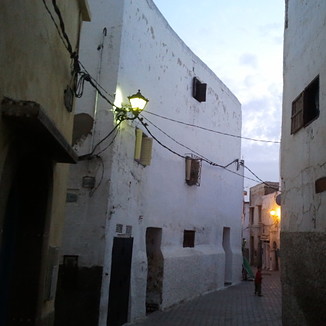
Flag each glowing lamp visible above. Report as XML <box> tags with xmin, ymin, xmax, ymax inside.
<box><xmin>270</xmin><ymin>207</ymin><xmax>281</xmax><ymax>221</ymax></box>
<box><xmin>114</xmin><ymin>90</ymin><xmax>149</xmax><ymax>122</ymax></box>
<box><xmin>128</xmin><ymin>90</ymin><xmax>149</xmax><ymax>112</ymax></box>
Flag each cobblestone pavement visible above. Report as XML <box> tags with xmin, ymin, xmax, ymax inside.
<box><xmin>127</xmin><ymin>271</ymin><xmax>281</xmax><ymax>326</ymax></box>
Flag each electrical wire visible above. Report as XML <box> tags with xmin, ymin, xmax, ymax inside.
<box><xmin>138</xmin><ymin>118</ymin><xmax>185</xmax><ymax>159</ymax></box>
<box><xmin>51</xmin><ymin>0</ymin><xmax>73</xmax><ymax>55</ymax></box>
<box><xmin>95</xmin><ymin>127</ymin><xmax>120</xmax><ymax>156</ymax></box>
<box><xmin>78</xmin><ymin>61</ymin><xmax>115</xmax><ymax>100</ymax></box>
<box><xmin>243</xmin><ymin>165</ymin><xmax>279</xmax><ymax>191</ymax></box>
<box><xmin>141</xmin><ymin>115</ymin><xmax>210</xmax><ymax>162</ymax></box>
<box><xmin>144</xmin><ymin>111</ymin><xmax>281</xmax><ymax>144</ymax></box>
<box><xmin>42</xmin><ymin>0</ymin><xmax>71</xmax><ymax>54</ymax></box>
<box><xmin>90</xmin><ymin>121</ymin><xmax>121</xmax><ymax>156</ymax></box>
<box><xmin>89</xmin><ymin>155</ymin><xmax>104</xmax><ymax>197</ymax></box>
<box><xmin>137</xmin><ymin>117</ymin><xmax>263</xmax><ymax>183</ymax></box>
<box><xmin>43</xmin><ymin>1</ymin><xmax>277</xmax><ymax>187</ymax></box>
<box><xmin>141</xmin><ymin>115</ymin><xmax>238</xmax><ymax>169</ymax></box>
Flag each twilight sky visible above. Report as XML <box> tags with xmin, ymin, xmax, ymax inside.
<box><xmin>153</xmin><ymin>0</ymin><xmax>284</xmax><ymax>192</ymax></box>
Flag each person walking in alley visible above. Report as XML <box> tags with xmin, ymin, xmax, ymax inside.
<box><xmin>254</xmin><ymin>266</ymin><xmax>263</xmax><ymax>296</ymax></box>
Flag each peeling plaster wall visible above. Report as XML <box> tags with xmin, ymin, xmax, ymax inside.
<box><xmin>101</xmin><ymin>0</ymin><xmax>243</xmax><ymax>323</ymax></box>
<box><xmin>281</xmin><ymin>1</ymin><xmax>326</xmax><ymax>324</ymax></box>
<box><xmin>61</xmin><ymin>0</ymin><xmax>243</xmax><ymax>324</ymax></box>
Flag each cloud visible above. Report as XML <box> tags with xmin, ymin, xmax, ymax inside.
<box><xmin>242</xmin><ymin>95</ymin><xmax>281</xmax><ymax>141</ymax></box>
<box><xmin>239</xmin><ymin>53</ymin><xmax>258</xmax><ymax>69</ymax></box>
<box><xmin>259</xmin><ymin>23</ymin><xmax>284</xmax><ymax>45</ymax></box>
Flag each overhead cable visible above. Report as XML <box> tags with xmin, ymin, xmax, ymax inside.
<box><xmin>144</xmin><ymin>111</ymin><xmax>280</xmax><ymax>144</ymax></box>
<box><xmin>243</xmin><ymin>165</ymin><xmax>279</xmax><ymax>191</ymax></box>
<box><xmin>137</xmin><ymin>117</ymin><xmax>263</xmax><ymax>184</ymax></box>
<box><xmin>43</xmin><ymin>1</ymin><xmax>275</xmax><ymax>187</ymax></box>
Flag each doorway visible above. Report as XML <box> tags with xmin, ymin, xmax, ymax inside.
<box><xmin>222</xmin><ymin>227</ymin><xmax>232</xmax><ymax>285</ymax></box>
<box><xmin>145</xmin><ymin>227</ymin><xmax>163</xmax><ymax>314</ymax></box>
<box><xmin>0</xmin><ymin>147</ymin><xmax>52</xmax><ymax>325</ymax></box>
<box><xmin>107</xmin><ymin>237</ymin><xmax>133</xmax><ymax>326</ymax></box>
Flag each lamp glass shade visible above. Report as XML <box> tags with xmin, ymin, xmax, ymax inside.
<box><xmin>128</xmin><ymin>90</ymin><xmax>149</xmax><ymax>112</ymax></box>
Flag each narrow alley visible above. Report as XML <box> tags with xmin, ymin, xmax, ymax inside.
<box><xmin>127</xmin><ymin>271</ymin><xmax>281</xmax><ymax>326</ymax></box>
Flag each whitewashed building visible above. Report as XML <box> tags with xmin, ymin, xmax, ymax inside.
<box><xmin>281</xmin><ymin>1</ymin><xmax>326</xmax><ymax>324</ymax></box>
<box><xmin>57</xmin><ymin>0</ymin><xmax>244</xmax><ymax>325</ymax></box>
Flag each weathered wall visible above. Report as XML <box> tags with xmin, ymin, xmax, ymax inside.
<box><xmin>61</xmin><ymin>0</ymin><xmax>243</xmax><ymax>324</ymax></box>
<box><xmin>102</xmin><ymin>0</ymin><xmax>243</xmax><ymax>323</ymax></box>
<box><xmin>281</xmin><ymin>0</ymin><xmax>326</xmax><ymax>324</ymax></box>
<box><xmin>0</xmin><ymin>1</ymin><xmax>89</xmax><ymax>323</ymax></box>
<box><xmin>57</xmin><ymin>0</ymin><xmax>117</xmax><ymax>324</ymax></box>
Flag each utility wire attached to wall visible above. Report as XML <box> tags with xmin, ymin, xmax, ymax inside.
<box><xmin>144</xmin><ymin>111</ymin><xmax>281</xmax><ymax>144</ymax></box>
<box><xmin>42</xmin><ymin>0</ymin><xmax>279</xmax><ymax>188</ymax></box>
<box><xmin>137</xmin><ymin>117</ymin><xmax>265</xmax><ymax>184</ymax></box>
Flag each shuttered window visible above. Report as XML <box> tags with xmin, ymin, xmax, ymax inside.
<box><xmin>291</xmin><ymin>76</ymin><xmax>319</xmax><ymax>134</ymax></box>
<box><xmin>192</xmin><ymin>77</ymin><xmax>207</xmax><ymax>102</ymax></box>
<box><xmin>134</xmin><ymin>128</ymin><xmax>153</xmax><ymax>166</ymax></box>
<box><xmin>291</xmin><ymin>93</ymin><xmax>304</xmax><ymax>134</ymax></box>
<box><xmin>185</xmin><ymin>155</ymin><xmax>201</xmax><ymax>186</ymax></box>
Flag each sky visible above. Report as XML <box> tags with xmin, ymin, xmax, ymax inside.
<box><xmin>153</xmin><ymin>0</ymin><xmax>284</xmax><ymax>193</ymax></box>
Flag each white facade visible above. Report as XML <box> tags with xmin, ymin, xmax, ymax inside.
<box><xmin>60</xmin><ymin>0</ymin><xmax>243</xmax><ymax>325</ymax></box>
<box><xmin>281</xmin><ymin>1</ymin><xmax>326</xmax><ymax>324</ymax></box>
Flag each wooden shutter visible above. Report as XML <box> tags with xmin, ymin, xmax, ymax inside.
<box><xmin>291</xmin><ymin>93</ymin><xmax>304</xmax><ymax>134</ymax></box>
<box><xmin>185</xmin><ymin>157</ymin><xmax>200</xmax><ymax>186</ymax></box>
<box><xmin>134</xmin><ymin>128</ymin><xmax>143</xmax><ymax>161</ymax></box>
<box><xmin>192</xmin><ymin>77</ymin><xmax>207</xmax><ymax>102</ymax></box>
<box><xmin>139</xmin><ymin>137</ymin><xmax>153</xmax><ymax>166</ymax></box>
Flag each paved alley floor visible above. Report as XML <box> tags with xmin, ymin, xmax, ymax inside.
<box><xmin>127</xmin><ymin>271</ymin><xmax>281</xmax><ymax>326</ymax></box>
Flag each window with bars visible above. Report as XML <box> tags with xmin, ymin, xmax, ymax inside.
<box><xmin>291</xmin><ymin>76</ymin><xmax>319</xmax><ymax>134</ymax></box>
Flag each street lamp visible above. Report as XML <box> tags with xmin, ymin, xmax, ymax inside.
<box><xmin>270</xmin><ymin>207</ymin><xmax>281</xmax><ymax>222</ymax></box>
<box><xmin>115</xmin><ymin>90</ymin><xmax>149</xmax><ymax>122</ymax></box>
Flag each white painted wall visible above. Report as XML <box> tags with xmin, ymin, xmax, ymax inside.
<box><xmin>281</xmin><ymin>0</ymin><xmax>326</xmax><ymax>233</ymax></box>
<box><xmin>99</xmin><ymin>0</ymin><xmax>243</xmax><ymax>323</ymax></box>
<box><xmin>63</xmin><ymin>0</ymin><xmax>243</xmax><ymax>324</ymax></box>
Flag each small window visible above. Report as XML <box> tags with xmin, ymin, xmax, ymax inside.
<box><xmin>185</xmin><ymin>155</ymin><xmax>201</xmax><ymax>186</ymax></box>
<box><xmin>116</xmin><ymin>224</ymin><xmax>123</xmax><ymax>233</ymax></box>
<box><xmin>126</xmin><ymin>225</ymin><xmax>132</xmax><ymax>235</ymax></box>
<box><xmin>192</xmin><ymin>77</ymin><xmax>207</xmax><ymax>102</ymax></box>
<box><xmin>291</xmin><ymin>76</ymin><xmax>319</xmax><ymax>134</ymax></box>
<box><xmin>134</xmin><ymin>128</ymin><xmax>153</xmax><ymax>166</ymax></box>
<box><xmin>183</xmin><ymin>230</ymin><xmax>195</xmax><ymax>247</ymax></box>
